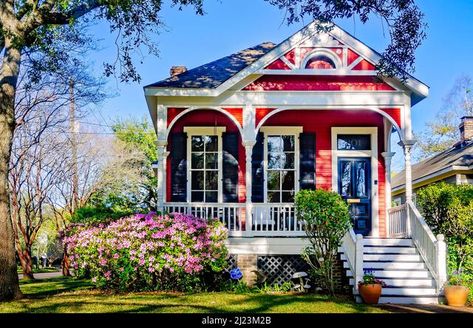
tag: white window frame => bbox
[184,126,226,203]
[260,126,303,203]
[331,127,379,237]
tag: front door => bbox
[337,158,371,236]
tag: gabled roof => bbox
[144,42,276,89]
[392,141,473,192]
[144,21,429,104]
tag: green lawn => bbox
[0,277,389,313]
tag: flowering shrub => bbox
[64,212,229,292]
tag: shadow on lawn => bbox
[21,277,93,299]
[15,277,376,313]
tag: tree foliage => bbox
[295,189,351,295]
[266,0,426,79]
[415,75,473,160]
[0,0,204,301]
[416,183,473,277]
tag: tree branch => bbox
[21,0,104,34]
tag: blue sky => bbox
[84,0,473,169]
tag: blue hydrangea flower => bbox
[230,268,243,280]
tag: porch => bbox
[163,200,416,238]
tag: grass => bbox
[0,277,389,313]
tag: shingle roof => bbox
[145,42,276,89]
[392,141,473,190]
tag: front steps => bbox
[341,238,442,305]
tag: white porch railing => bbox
[163,202,305,237]
[163,203,245,236]
[387,201,447,293]
[341,228,364,292]
[252,203,305,236]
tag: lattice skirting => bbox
[226,254,238,271]
[257,255,310,286]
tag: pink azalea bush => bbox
[64,212,229,291]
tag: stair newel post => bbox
[355,234,364,292]
[436,234,447,293]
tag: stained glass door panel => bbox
[337,158,371,236]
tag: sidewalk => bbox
[377,304,473,314]
[18,271,63,280]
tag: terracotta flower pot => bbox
[444,285,470,307]
[358,283,383,304]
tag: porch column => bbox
[398,140,416,204]
[244,141,256,236]
[156,141,168,212]
[156,104,168,212]
[242,103,256,236]
[382,151,396,237]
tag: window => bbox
[305,54,336,69]
[260,126,302,203]
[337,134,371,150]
[184,127,225,203]
[267,135,296,203]
[190,136,218,202]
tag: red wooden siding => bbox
[347,49,359,66]
[222,107,243,127]
[352,59,376,71]
[265,59,291,70]
[284,49,296,64]
[166,110,245,203]
[167,107,187,127]
[262,109,386,236]
[380,108,402,128]
[244,75,395,91]
[255,108,277,128]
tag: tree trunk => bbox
[62,247,71,277]
[0,41,23,301]
[18,249,34,280]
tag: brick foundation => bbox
[237,254,258,286]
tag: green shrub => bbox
[417,182,473,305]
[295,189,351,295]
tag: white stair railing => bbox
[407,201,447,293]
[387,203,409,238]
[341,228,364,292]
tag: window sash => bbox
[264,133,299,203]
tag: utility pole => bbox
[69,79,79,212]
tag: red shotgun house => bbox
[144,21,447,304]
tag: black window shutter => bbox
[171,132,187,202]
[222,133,239,203]
[252,132,265,202]
[299,133,316,190]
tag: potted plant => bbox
[444,270,470,307]
[358,271,386,304]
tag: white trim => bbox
[255,107,401,138]
[168,107,243,139]
[300,48,342,69]
[279,55,296,70]
[257,68,377,76]
[331,127,379,237]
[260,126,303,203]
[346,56,365,70]
[184,126,226,203]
